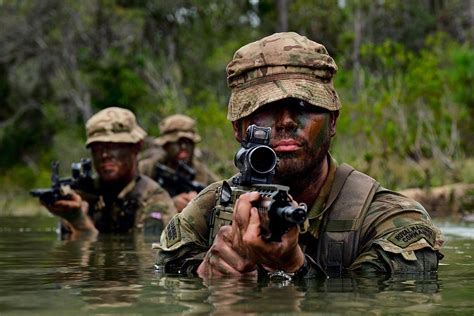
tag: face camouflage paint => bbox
[90,142,137,183]
[238,98,334,187]
[164,138,194,165]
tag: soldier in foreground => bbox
[139,114,218,212]
[155,32,443,279]
[38,107,177,238]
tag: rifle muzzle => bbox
[275,204,307,225]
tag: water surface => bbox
[0,216,473,315]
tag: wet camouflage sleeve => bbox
[348,191,444,274]
[135,179,178,236]
[156,183,444,276]
[155,181,222,273]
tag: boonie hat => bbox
[226,32,341,121]
[155,114,201,146]
[85,107,147,147]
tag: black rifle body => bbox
[30,159,94,205]
[154,161,205,197]
[208,125,307,245]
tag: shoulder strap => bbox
[316,163,379,274]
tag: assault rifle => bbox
[208,125,308,244]
[30,158,94,205]
[154,161,206,197]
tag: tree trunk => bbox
[352,5,362,102]
[276,0,288,32]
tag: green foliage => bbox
[446,44,474,152]
[0,0,473,200]
[188,97,237,178]
[332,32,473,189]
[86,49,149,110]
[448,46,474,107]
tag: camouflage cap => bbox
[85,107,147,147]
[226,32,341,121]
[155,114,201,146]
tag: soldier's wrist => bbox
[62,208,84,222]
[288,254,309,279]
[259,255,309,281]
[280,246,305,273]
[64,202,89,225]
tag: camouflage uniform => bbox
[62,107,177,235]
[138,114,218,191]
[69,175,176,235]
[155,33,444,277]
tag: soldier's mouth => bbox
[273,139,302,152]
[177,150,190,160]
[100,162,117,170]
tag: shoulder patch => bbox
[165,217,181,247]
[388,224,436,248]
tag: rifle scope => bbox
[235,145,277,174]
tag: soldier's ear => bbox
[329,111,339,137]
[232,121,243,142]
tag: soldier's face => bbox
[164,138,194,164]
[90,142,139,183]
[234,98,338,183]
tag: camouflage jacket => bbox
[155,157,444,277]
[62,175,177,235]
[138,147,219,191]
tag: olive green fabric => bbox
[85,107,147,147]
[63,175,177,235]
[155,114,201,146]
[155,155,443,276]
[226,32,341,121]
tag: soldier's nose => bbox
[275,110,298,132]
[101,150,111,158]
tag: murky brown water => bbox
[0,216,473,315]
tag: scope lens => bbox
[248,146,277,174]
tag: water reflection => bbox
[50,234,154,310]
[152,273,441,315]
[152,276,211,314]
[1,217,473,314]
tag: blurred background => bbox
[1,0,473,216]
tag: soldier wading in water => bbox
[155,32,444,279]
[39,107,177,238]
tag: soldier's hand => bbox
[173,191,197,212]
[197,224,257,278]
[42,191,88,222]
[43,191,98,236]
[231,191,305,273]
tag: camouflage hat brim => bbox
[86,127,147,147]
[227,77,340,121]
[154,131,201,146]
